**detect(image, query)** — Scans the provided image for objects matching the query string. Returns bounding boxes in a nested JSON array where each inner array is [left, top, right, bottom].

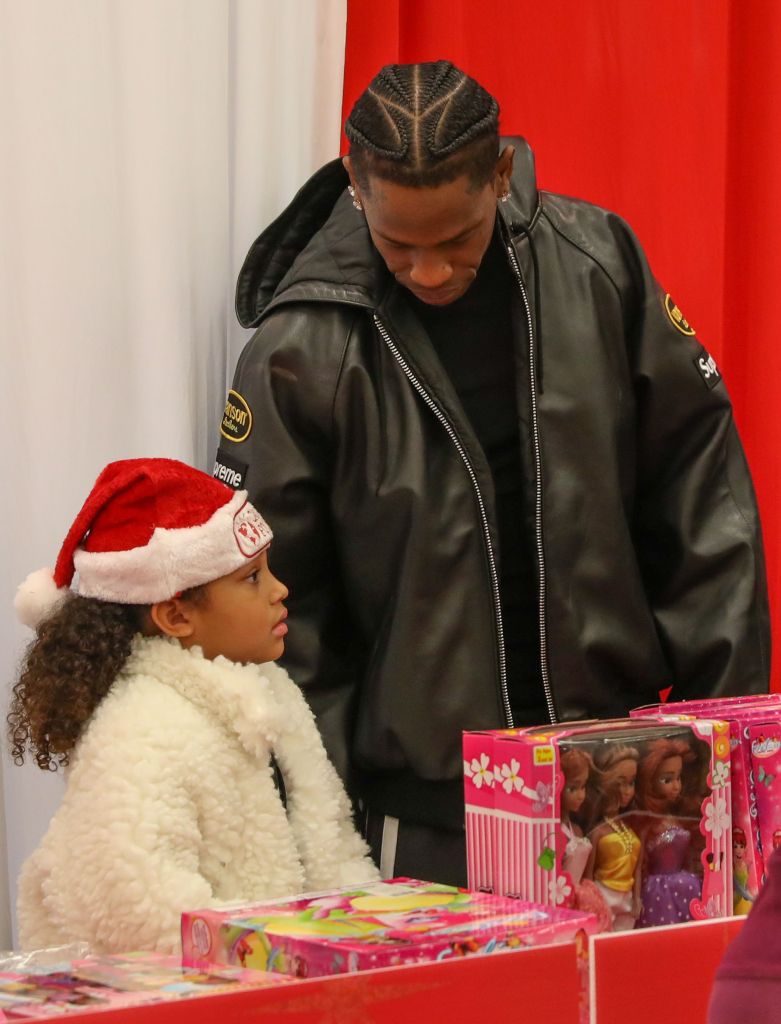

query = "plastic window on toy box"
[[551, 721, 729, 933]]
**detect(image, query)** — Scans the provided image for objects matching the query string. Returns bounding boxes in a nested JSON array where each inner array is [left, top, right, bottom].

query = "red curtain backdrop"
[[342, 0, 781, 690]]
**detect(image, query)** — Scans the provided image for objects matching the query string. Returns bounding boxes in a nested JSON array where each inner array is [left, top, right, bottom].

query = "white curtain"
[[0, 0, 347, 947]]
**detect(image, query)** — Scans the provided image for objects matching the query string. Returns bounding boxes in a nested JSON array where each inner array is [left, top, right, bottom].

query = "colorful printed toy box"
[[464, 729, 505, 893], [631, 697, 781, 912], [748, 720, 781, 879], [0, 951, 289, 1019], [181, 878, 598, 976], [465, 718, 732, 931]]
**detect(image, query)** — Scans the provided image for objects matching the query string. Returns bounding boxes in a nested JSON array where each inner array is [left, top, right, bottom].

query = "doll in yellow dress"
[[583, 743, 642, 931]]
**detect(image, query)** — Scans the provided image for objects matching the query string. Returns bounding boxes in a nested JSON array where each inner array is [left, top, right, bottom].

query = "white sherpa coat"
[[17, 636, 378, 954]]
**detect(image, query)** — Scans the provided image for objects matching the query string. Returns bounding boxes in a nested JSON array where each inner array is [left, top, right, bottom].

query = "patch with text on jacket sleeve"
[[213, 448, 248, 490], [693, 348, 722, 390], [664, 294, 696, 336], [220, 389, 252, 443]]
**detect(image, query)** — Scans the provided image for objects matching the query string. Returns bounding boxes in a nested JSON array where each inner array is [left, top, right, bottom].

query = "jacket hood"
[[235, 137, 540, 329]]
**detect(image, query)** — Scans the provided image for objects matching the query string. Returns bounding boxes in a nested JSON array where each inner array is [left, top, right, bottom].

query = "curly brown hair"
[[9, 584, 209, 771], [8, 595, 143, 770]]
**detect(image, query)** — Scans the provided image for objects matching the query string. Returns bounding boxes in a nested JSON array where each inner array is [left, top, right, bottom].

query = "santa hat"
[[15, 458, 272, 629]]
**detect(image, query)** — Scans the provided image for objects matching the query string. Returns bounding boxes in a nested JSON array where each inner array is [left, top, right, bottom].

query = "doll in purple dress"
[[634, 738, 701, 928]]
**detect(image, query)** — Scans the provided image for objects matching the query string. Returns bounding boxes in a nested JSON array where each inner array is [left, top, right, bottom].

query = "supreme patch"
[[664, 294, 696, 336], [213, 449, 247, 490], [220, 389, 252, 443], [694, 348, 722, 390]]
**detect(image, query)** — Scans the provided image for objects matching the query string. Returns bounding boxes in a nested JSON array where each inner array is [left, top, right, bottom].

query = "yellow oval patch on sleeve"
[[220, 389, 252, 443], [664, 294, 696, 336]]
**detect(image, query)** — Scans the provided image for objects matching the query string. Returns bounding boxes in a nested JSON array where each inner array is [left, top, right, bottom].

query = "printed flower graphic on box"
[[711, 760, 730, 787], [548, 875, 572, 905], [463, 753, 494, 789], [714, 736, 730, 760], [704, 795, 730, 840], [495, 759, 524, 794]]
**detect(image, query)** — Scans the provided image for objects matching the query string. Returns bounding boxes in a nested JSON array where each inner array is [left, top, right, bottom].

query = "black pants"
[[363, 810, 467, 887]]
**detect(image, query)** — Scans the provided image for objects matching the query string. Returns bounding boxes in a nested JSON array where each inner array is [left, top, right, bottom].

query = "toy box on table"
[[181, 878, 598, 977], [0, 951, 290, 1019], [631, 696, 781, 913], [464, 718, 732, 932]]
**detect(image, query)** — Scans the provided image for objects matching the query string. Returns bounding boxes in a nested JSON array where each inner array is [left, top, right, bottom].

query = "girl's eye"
[[248, 570, 260, 583]]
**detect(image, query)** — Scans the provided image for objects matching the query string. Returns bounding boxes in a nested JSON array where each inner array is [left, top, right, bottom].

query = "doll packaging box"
[[464, 729, 503, 893], [181, 878, 599, 976], [631, 696, 781, 912], [465, 718, 732, 931], [0, 952, 290, 1019], [748, 720, 781, 880]]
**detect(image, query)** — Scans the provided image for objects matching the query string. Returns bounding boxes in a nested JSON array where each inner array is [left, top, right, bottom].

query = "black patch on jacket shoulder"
[[213, 449, 248, 490], [220, 389, 252, 443], [693, 349, 722, 390]]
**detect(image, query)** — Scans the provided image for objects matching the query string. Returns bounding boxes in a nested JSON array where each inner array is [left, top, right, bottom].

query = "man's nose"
[[409, 252, 453, 289]]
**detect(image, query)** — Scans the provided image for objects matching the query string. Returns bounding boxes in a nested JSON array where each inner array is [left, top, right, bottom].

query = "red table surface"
[[51, 941, 580, 1024], [589, 917, 744, 1024]]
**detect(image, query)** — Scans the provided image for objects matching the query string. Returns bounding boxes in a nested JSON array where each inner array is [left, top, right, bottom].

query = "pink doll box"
[[748, 721, 781, 873], [463, 729, 519, 893], [637, 703, 781, 908], [0, 953, 289, 1018], [181, 878, 598, 977], [490, 718, 732, 927]]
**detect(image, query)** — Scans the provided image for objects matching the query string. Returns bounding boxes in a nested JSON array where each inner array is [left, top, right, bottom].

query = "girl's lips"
[[272, 608, 288, 638]]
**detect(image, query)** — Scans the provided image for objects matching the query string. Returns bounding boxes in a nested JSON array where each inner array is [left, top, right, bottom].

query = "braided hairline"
[[346, 62, 499, 184]]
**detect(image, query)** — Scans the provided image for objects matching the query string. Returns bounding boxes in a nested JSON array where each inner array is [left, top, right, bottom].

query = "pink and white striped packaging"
[[463, 730, 499, 892]]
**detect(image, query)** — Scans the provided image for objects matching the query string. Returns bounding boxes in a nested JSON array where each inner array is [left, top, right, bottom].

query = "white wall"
[[0, 0, 347, 947]]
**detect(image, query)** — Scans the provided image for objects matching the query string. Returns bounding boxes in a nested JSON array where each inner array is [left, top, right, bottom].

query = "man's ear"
[[342, 155, 355, 187], [149, 598, 196, 639], [495, 144, 515, 198]]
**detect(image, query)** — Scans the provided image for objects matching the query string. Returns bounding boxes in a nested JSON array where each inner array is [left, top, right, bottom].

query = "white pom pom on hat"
[[14, 568, 68, 630], [14, 457, 273, 630]]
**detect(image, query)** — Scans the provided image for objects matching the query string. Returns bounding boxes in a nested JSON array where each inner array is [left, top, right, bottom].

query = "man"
[[215, 61, 769, 884]]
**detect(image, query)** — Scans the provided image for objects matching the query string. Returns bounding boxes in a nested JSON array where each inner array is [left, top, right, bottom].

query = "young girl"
[[9, 458, 377, 955], [582, 743, 642, 931], [633, 738, 701, 927]]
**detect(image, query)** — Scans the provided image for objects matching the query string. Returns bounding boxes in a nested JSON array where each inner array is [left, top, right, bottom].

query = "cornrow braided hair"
[[345, 61, 500, 191]]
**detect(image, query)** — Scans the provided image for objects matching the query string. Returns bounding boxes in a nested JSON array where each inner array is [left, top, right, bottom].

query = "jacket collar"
[[235, 137, 540, 328], [120, 636, 295, 760]]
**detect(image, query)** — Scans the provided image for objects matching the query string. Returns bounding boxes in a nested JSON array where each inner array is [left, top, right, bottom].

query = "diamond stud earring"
[[348, 185, 363, 211]]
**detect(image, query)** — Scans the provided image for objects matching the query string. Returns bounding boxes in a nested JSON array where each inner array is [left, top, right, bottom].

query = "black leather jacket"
[[217, 138, 770, 830]]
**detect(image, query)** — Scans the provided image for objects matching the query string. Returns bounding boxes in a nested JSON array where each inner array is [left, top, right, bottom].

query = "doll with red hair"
[[634, 737, 701, 927]]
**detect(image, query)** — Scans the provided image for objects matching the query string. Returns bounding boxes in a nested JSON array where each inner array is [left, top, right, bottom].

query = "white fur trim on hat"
[[73, 490, 272, 604], [15, 568, 69, 629]]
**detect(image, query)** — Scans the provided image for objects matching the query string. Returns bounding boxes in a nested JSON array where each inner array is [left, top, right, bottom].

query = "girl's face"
[[562, 766, 588, 815], [653, 754, 683, 806], [183, 548, 289, 664], [605, 757, 637, 811], [733, 839, 746, 863]]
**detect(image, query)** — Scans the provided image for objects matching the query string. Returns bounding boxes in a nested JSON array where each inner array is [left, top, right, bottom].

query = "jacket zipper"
[[506, 243, 557, 725], [372, 313, 513, 729]]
